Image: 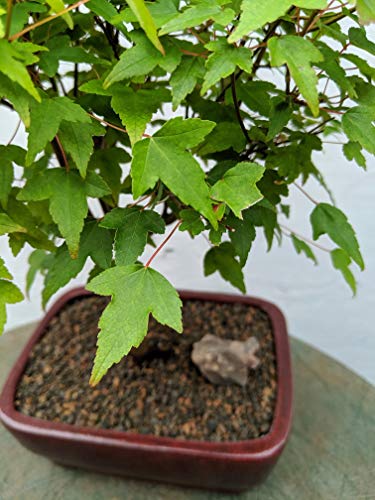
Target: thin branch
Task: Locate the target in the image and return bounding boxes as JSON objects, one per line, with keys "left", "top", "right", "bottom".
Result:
{"left": 145, "top": 220, "right": 182, "bottom": 268}
{"left": 73, "top": 64, "right": 79, "bottom": 97}
{"left": 5, "top": 0, "right": 13, "bottom": 39}
{"left": 10, "top": 0, "right": 90, "bottom": 41}
{"left": 128, "top": 194, "right": 151, "bottom": 208}
{"left": 309, "top": 117, "right": 335, "bottom": 135}
{"left": 94, "top": 16, "right": 120, "bottom": 60}
{"left": 293, "top": 182, "right": 319, "bottom": 205}
{"left": 230, "top": 74, "right": 251, "bottom": 143}
{"left": 7, "top": 119, "right": 21, "bottom": 145}
{"left": 216, "top": 19, "right": 282, "bottom": 102}
{"left": 55, "top": 134, "right": 70, "bottom": 172}
{"left": 280, "top": 224, "right": 331, "bottom": 253}
{"left": 88, "top": 112, "right": 151, "bottom": 138}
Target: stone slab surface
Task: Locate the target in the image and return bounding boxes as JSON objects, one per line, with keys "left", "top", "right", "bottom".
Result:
{"left": 0, "top": 323, "right": 374, "bottom": 499}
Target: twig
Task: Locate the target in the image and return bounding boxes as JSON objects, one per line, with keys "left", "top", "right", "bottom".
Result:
{"left": 280, "top": 224, "right": 331, "bottom": 253}
{"left": 7, "top": 119, "right": 21, "bottom": 145}
{"left": 94, "top": 16, "right": 120, "bottom": 60}
{"left": 73, "top": 64, "right": 79, "bottom": 97}
{"left": 10, "top": 0, "right": 90, "bottom": 41}
{"left": 179, "top": 48, "right": 207, "bottom": 58}
{"left": 128, "top": 194, "right": 151, "bottom": 208}
{"left": 88, "top": 112, "right": 151, "bottom": 137}
{"left": 145, "top": 220, "right": 182, "bottom": 268}
{"left": 55, "top": 134, "right": 69, "bottom": 172}
{"left": 5, "top": 0, "right": 13, "bottom": 39}
{"left": 230, "top": 74, "right": 251, "bottom": 143}
{"left": 293, "top": 182, "right": 319, "bottom": 205}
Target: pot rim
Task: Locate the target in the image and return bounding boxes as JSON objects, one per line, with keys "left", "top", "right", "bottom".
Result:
{"left": 0, "top": 287, "right": 293, "bottom": 461}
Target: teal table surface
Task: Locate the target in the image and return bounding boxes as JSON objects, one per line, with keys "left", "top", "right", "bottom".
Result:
{"left": 0, "top": 323, "right": 374, "bottom": 500}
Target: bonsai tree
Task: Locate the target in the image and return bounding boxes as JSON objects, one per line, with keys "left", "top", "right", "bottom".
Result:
{"left": 0, "top": 0, "right": 373, "bottom": 384}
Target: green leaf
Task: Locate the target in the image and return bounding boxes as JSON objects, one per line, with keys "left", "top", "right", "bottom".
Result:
{"left": 204, "top": 242, "right": 246, "bottom": 293}
{"left": 331, "top": 248, "right": 357, "bottom": 295}
{"left": 86, "top": 264, "right": 182, "bottom": 385}
{"left": 228, "top": 212, "right": 256, "bottom": 266}
{"left": 26, "top": 97, "right": 91, "bottom": 165}
{"left": 342, "top": 106, "right": 375, "bottom": 154}
{"left": 113, "top": 0, "right": 178, "bottom": 28}
{"left": 160, "top": 1, "right": 234, "bottom": 35}
{"left": 131, "top": 117, "right": 217, "bottom": 228}
{"left": 349, "top": 27, "right": 375, "bottom": 56}
{"left": 7, "top": 2, "right": 47, "bottom": 37}
{"left": 343, "top": 142, "right": 367, "bottom": 169}
{"left": 0, "top": 40, "right": 40, "bottom": 102}
{"left": 38, "top": 36, "right": 108, "bottom": 78}
{"left": 0, "top": 73, "right": 32, "bottom": 127}
{"left": 356, "top": 0, "right": 375, "bottom": 24}
{"left": 84, "top": 171, "right": 112, "bottom": 198}
{"left": 59, "top": 122, "right": 104, "bottom": 177}
{"left": 245, "top": 201, "right": 278, "bottom": 250}
{"left": 46, "top": 0, "right": 73, "bottom": 29}
{"left": 110, "top": 87, "right": 168, "bottom": 145}
{"left": 342, "top": 53, "right": 375, "bottom": 80}
{"left": 4, "top": 195, "right": 55, "bottom": 254}
{"left": 104, "top": 34, "right": 162, "bottom": 88}
{"left": 211, "top": 162, "right": 265, "bottom": 218}
{"left": 127, "top": 0, "right": 164, "bottom": 53}
{"left": 170, "top": 56, "right": 205, "bottom": 110}
{"left": 26, "top": 250, "right": 52, "bottom": 296}
{"left": 42, "top": 221, "right": 113, "bottom": 306}
{"left": 229, "top": 0, "right": 327, "bottom": 43}
{"left": 0, "top": 257, "right": 12, "bottom": 280}
{"left": 88, "top": 0, "right": 119, "bottom": 22}
{"left": 19, "top": 169, "right": 89, "bottom": 258}
{"left": 0, "top": 161, "right": 13, "bottom": 209}
{"left": 201, "top": 39, "right": 252, "bottom": 95}
{"left": 236, "top": 81, "right": 275, "bottom": 117}
{"left": 0, "top": 279, "right": 23, "bottom": 334}
{"left": 267, "top": 100, "right": 292, "bottom": 140}
{"left": 0, "top": 212, "right": 26, "bottom": 235}
{"left": 317, "top": 43, "right": 356, "bottom": 99}
{"left": 179, "top": 209, "right": 205, "bottom": 236}
{"left": 268, "top": 36, "right": 323, "bottom": 117}
{"left": 100, "top": 207, "right": 165, "bottom": 265}
{"left": 311, "top": 203, "right": 364, "bottom": 270}
{"left": 291, "top": 235, "right": 317, "bottom": 264}
{"left": 88, "top": 148, "right": 130, "bottom": 202}
{"left": 198, "top": 122, "right": 246, "bottom": 155}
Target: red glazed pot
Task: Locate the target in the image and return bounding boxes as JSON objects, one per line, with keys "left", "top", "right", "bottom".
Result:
{"left": 0, "top": 288, "right": 293, "bottom": 492}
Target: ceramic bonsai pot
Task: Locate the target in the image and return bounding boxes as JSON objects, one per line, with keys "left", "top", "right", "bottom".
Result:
{"left": 0, "top": 288, "right": 293, "bottom": 492}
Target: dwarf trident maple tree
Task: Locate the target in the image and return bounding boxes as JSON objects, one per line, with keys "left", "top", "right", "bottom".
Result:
{"left": 0, "top": 0, "right": 373, "bottom": 383}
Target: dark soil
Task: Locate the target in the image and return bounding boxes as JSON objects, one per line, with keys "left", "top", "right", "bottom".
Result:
{"left": 15, "top": 295, "right": 277, "bottom": 442}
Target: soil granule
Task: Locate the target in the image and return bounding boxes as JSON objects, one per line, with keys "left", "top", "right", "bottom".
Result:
{"left": 15, "top": 295, "right": 277, "bottom": 442}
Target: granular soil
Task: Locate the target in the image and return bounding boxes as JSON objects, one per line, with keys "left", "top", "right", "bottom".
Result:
{"left": 15, "top": 295, "right": 277, "bottom": 442}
